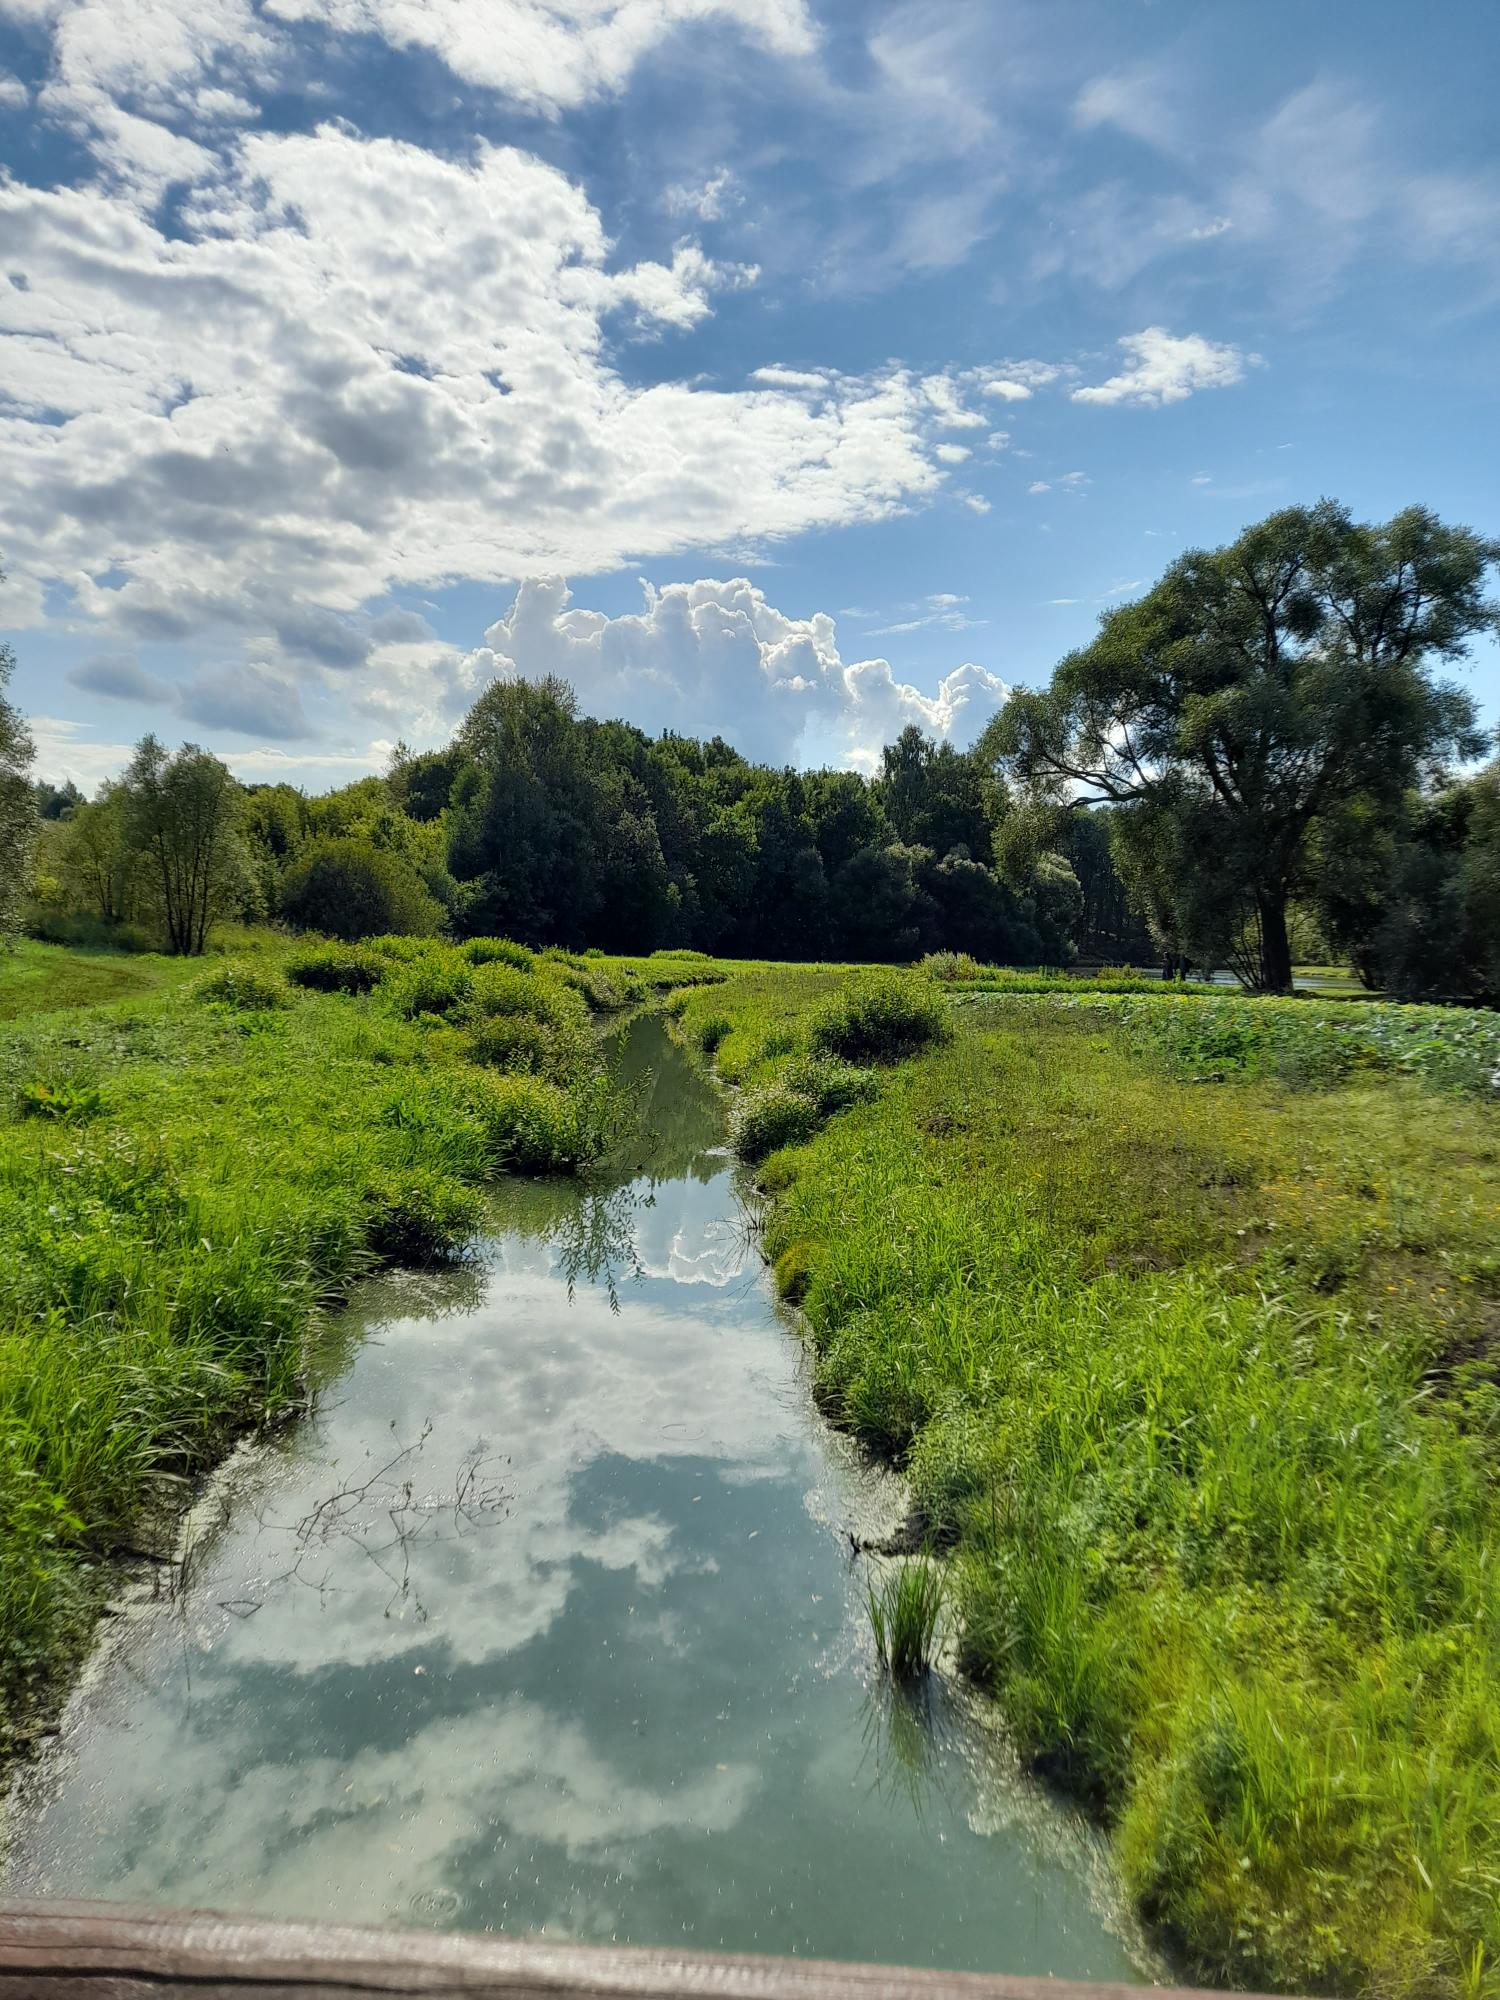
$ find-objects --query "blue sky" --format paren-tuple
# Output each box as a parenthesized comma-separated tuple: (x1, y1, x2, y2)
(1, 0, 1496, 789)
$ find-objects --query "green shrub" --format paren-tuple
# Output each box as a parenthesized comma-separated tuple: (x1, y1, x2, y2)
(461, 937, 535, 971)
(465, 1013, 551, 1073)
(809, 971, 951, 1064)
(920, 951, 984, 982)
(363, 1169, 485, 1263)
(279, 837, 442, 941)
(471, 1072, 601, 1173)
(387, 955, 474, 1020)
(732, 1084, 821, 1163)
(695, 1013, 732, 1055)
(468, 960, 584, 1030)
(193, 960, 288, 1011)
(286, 944, 386, 994)
(779, 1053, 877, 1117)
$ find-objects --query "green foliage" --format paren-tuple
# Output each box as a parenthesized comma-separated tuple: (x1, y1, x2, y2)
(868, 1559, 948, 1679)
(118, 736, 250, 956)
(745, 988, 1500, 1994)
(279, 835, 442, 940)
(387, 954, 474, 1019)
(732, 1084, 823, 1163)
(1044, 990, 1500, 1097)
(193, 960, 289, 1010)
(0, 934, 631, 1758)
(460, 936, 536, 970)
(808, 970, 951, 1064)
(16, 1079, 103, 1121)
(285, 943, 386, 994)
(0, 633, 37, 945)
(988, 503, 1497, 992)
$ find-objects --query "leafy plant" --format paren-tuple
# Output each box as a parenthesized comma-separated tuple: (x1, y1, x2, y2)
(809, 971, 951, 1064)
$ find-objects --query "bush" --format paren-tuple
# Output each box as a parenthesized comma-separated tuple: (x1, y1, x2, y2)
(465, 1013, 551, 1073)
(809, 972, 951, 1064)
(279, 837, 443, 941)
(920, 951, 984, 982)
(471, 1071, 606, 1173)
(193, 961, 288, 1011)
(363, 1169, 485, 1263)
(460, 937, 535, 971)
(16, 1080, 103, 1122)
(387, 955, 474, 1020)
(286, 944, 386, 994)
(732, 1084, 822, 1163)
(779, 1053, 877, 1117)
(695, 1013, 732, 1055)
(468, 960, 584, 1031)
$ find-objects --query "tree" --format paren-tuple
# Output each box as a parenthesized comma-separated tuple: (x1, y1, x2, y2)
(61, 785, 135, 925)
(985, 503, 1496, 992)
(280, 835, 443, 940)
(0, 635, 37, 944)
(121, 737, 247, 954)
(877, 726, 997, 863)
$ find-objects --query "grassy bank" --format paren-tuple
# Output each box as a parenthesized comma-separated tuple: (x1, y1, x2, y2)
(673, 972, 1500, 1998)
(0, 935, 720, 1761)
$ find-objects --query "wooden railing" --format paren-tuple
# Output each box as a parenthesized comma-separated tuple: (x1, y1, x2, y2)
(0, 1900, 1284, 2000)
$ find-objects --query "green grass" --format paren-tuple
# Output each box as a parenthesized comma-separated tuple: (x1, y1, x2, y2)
(0, 934, 713, 1762)
(868, 1557, 949, 1680)
(678, 970, 1500, 1998)
(0, 938, 200, 1018)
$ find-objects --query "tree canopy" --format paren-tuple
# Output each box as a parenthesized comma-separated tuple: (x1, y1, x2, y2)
(986, 502, 1497, 990)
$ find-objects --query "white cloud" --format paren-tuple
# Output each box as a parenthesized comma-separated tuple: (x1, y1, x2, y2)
(1071, 327, 1257, 407)
(0, 125, 977, 668)
(0, 69, 29, 107)
(663, 167, 742, 222)
(469, 576, 1009, 769)
(3, 0, 817, 183)
(934, 442, 970, 464)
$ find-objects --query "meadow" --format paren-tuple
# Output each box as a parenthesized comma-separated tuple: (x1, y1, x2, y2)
(671, 969, 1500, 1999)
(0, 934, 721, 1761)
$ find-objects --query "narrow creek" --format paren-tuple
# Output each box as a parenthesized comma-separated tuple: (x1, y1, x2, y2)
(2, 1013, 1146, 1979)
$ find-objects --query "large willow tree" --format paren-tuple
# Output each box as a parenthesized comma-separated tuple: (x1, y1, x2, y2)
(985, 502, 1497, 991)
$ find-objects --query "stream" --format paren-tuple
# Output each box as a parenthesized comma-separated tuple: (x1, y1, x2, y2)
(2, 1013, 1145, 1980)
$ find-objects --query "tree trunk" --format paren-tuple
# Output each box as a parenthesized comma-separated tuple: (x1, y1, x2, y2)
(1257, 888, 1294, 994)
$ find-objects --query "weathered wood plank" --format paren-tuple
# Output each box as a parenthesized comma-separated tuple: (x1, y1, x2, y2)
(0, 1900, 1283, 2000)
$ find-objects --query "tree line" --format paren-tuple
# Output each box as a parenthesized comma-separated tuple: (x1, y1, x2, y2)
(5, 500, 1498, 998)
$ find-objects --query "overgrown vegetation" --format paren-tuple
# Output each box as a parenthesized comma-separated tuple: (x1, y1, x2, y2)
(0, 934, 705, 1764)
(675, 968, 1500, 1997)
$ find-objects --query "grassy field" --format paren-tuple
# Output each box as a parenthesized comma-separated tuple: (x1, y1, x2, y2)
(672, 970, 1500, 1999)
(0, 935, 721, 1762)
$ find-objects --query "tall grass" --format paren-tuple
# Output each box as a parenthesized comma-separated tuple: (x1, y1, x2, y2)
(700, 982, 1500, 1996)
(0, 934, 648, 1762)
(867, 1558, 948, 1679)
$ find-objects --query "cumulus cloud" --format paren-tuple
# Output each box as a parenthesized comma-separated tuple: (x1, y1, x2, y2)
(468, 577, 1009, 769)
(1071, 328, 1256, 407)
(0, 124, 989, 665)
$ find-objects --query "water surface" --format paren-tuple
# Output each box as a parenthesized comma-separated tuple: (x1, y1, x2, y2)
(3, 1015, 1144, 1979)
